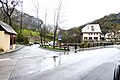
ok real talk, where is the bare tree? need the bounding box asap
[43,7,47,46]
[0,0,20,26]
[32,0,43,46]
[39,20,43,46]
[19,0,23,34]
[53,0,64,48]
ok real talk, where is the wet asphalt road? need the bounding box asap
[81,62,115,80]
[0,44,63,80]
[1,45,120,80]
[12,62,115,80]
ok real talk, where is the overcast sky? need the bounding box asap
[17,0,120,30]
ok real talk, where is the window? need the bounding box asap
[87,26,89,29]
[84,37,87,40]
[89,37,92,40]
[91,26,94,31]
[94,37,98,41]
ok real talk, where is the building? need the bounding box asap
[105,31,120,42]
[0,21,17,52]
[105,32,114,42]
[82,24,102,42]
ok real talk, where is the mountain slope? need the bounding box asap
[58,12,120,43]
[83,13,120,33]
[0,7,42,30]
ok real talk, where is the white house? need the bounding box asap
[105,31,120,42]
[105,32,114,41]
[82,24,102,41]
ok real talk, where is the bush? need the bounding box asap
[23,37,29,44]
[80,41,88,48]
[84,41,88,48]
[16,32,29,44]
[16,33,24,43]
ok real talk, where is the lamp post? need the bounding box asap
[73,34,77,51]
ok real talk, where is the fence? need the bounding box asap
[65,42,115,52]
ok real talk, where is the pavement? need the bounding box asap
[0,45,24,55]
[0,44,120,80]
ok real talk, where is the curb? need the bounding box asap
[0,45,24,55]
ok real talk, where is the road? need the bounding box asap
[0,45,120,80]
[0,44,63,80]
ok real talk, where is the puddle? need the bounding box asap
[10,51,79,79]
[31,51,77,72]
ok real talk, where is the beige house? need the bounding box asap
[82,24,102,42]
[0,21,17,52]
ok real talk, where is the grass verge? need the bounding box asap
[41,46,66,51]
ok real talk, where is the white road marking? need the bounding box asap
[28,70,38,74]
[0,58,12,61]
[15,56,39,59]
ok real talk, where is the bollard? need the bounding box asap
[75,44,77,50]
[67,45,70,51]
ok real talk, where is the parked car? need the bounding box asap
[34,42,40,44]
[48,41,57,46]
[29,42,33,45]
[113,61,120,80]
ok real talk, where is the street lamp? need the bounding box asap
[73,34,77,52]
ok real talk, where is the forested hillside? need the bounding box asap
[1,7,120,43]
[58,13,120,43]
[81,13,120,33]
[0,7,54,43]
[0,7,41,30]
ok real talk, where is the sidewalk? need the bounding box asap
[0,45,24,55]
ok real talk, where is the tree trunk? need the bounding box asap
[40,33,43,46]
[43,26,45,46]
[53,25,58,49]
[8,16,12,26]
[39,30,42,47]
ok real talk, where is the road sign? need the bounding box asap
[58,35,62,40]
